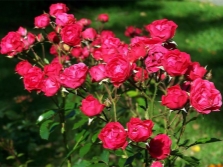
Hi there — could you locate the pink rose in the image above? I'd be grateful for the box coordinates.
[185,62,207,81]
[23,32,35,50]
[80,95,105,117]
[34,14,50,29]
[100,30,115,38]
[82,28,97,41]
[127,118,154,142]
[47,31,60,43]
[0,32,24,57]
[98,122,128,150]
[15,60,32,76]
[60,63,88,89]
[162,49,191,76]
[105,55,131,87]
[41,77,60,97]
[161,85,188,110]
[60,24,82,46]
[150,161,163,167]
[97,13,109,22]
[190,78,222,114]
[70,47,82,58]
[17,27,27,36]
[89,64,107,82]
[49,3,69,17]
[147,134,172,160]
[145,19,178,41]
[145,44,168,73]
[23,66,44,92]
[133,67,149,82]
[55,13,76,26]
[49,45,59,56]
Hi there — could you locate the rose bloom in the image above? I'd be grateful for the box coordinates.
[105,55,132,87]
[23,66,44,92]
[15,60,32,76]
[60,23,82,46]
[80,95,105,117]
[98,122,128,150]
[150,161,163,167]
[97,13,109,22]
[55,13,76,26]
[23,32,35,50]
[147,134,172,160]
[162,49,191,77]
[145,19,178,41]
[185,62,207,81]
[128,42,147,63]
[127,118,154,142]
[17,27,27,36]
[161,85,188,110]
[145,44,168,73]
[190,78,222,114]
[76,18,92,27]
[82,28,97,41]
[49,3,69,17]
[70,47,82,58]
[0,32,24,57]
[44,61,63,77]
[89,64,107,82]
[47,31,60,43]
[34,14,50,29]
[60,63,88,89]
[41,77,61,97]
[133,67,149,82]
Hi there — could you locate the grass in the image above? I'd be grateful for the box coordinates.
[0,0,223,166]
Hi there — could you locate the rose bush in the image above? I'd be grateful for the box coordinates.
[0,2,222,167]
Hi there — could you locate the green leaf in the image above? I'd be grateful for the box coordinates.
[179,139,190,147]
[180,155,200,166]
[88,163,108,167]
[39,120,53,140]
[99,150,109,165]
[73,118,87,129]
[91,131,100,143]
[37,110,55,123]
[79,143,92,157]
[6,155,15,160]
[17,153,24,157]
[124,155,135,166]
[49,122,59,133]
[126,90,138,97]
[72,160,91,167]
[187,137,221,148]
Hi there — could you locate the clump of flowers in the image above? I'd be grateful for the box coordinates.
[0,2,222,167]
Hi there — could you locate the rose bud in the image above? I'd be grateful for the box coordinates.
[97,13,109,23]
[17,27,27,36]
[151,161,163,167]
[82,28,97,41]
[34,14,50,29]
[36,33,44,42]
[49,3,69,17]
[15,60,32,76]
[80,94,105,117]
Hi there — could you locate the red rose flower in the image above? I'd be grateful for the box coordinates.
[60,63,88,89]
[23,66,44,92]
[98,122,128,150]
[145,19,178,41]
[161,85,188,110]
[60,23,82,46]
[105,55,131,87]
[89,64,107,82]
[127,118,154,142]
[97,13,109,23]
[0,32,24,57]
[34,14,50,29]
[47,31,60,43]
[190,78,222,114]
[125,26,142,37]
[162,49,191,76]
[15,60,32,76]
[80,95,105,117]
[49,3,69,17]
[133,67,149,82]
[185,62,207,81]
[44,62,62,77]
[147,134,172,160]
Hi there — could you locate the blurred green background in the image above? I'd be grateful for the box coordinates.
[0,0,223,166]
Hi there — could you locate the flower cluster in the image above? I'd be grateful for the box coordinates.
[0,2,222,166]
